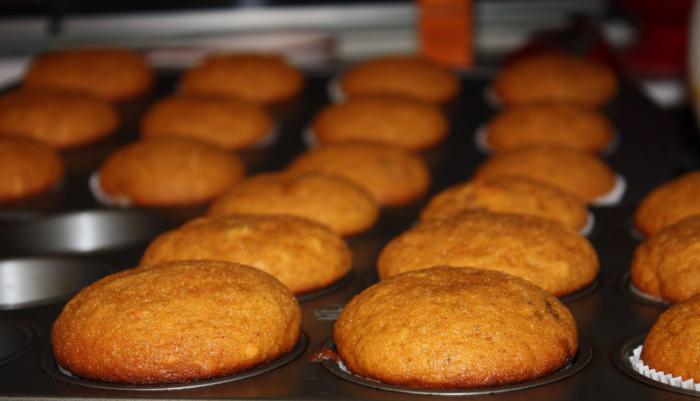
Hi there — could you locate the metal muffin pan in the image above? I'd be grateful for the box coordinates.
[0,320,39,366]
[0,71,687,400]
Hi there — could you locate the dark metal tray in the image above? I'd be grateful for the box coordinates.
[0,69,687,400]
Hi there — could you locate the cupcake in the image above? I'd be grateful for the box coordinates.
[24,47,153,102]
[641,294,700,382]
[0,89,118,149]
[378,210,598,296]
[140,94,274,150]
[339,56,459,103]
[493,53,617,107]
[51,260,301,384]
[0,136,64,202]
[631,216,700,303]
[473,144,617,202]
[180,53,304,104]
[311,95,448,150]
[635,172,700,237]
[207,172,379,236]
[484,102,614,153]
[334,266,578,388]
[98,137,244,206]
[140,214,352,294]
[420,175,588,231]
[287,142,430,206]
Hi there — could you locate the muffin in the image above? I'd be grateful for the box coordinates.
[0,89,118,149]
[420,175,589,230]
[0,136,64,202]
[635,172,700,237]
[473,144,616,202]
[98,137,244,206]
[287,142,430,206]
[180,53,304,104]
[339,56,459,103]
[334,266,578,388]
[140,215,352,294]
[642,294,700,382]
[311,95,448,150]
[485,102,614,153]
[52,260,301,384]
[24,47,153,102]
[378,210,598,296]
[631,216,700,303]
[207,172,379,236]
[493,53,617,107]
[140,94,274,150]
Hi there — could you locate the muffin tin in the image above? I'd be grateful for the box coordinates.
[0,68,687,400]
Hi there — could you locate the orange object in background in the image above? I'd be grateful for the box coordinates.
[418,0,473,68]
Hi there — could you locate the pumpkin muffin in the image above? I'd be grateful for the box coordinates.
[334,266,578,388]
[631,216,700,303]
[642,294,700,382]
[287,142,430,206]
[378,210,598,296]
[485,102,614,153]
[52,260,301,384]
[339,56,459,103]
[473,144,616,202]
[24,47,153,102]
[140,94,274,150]
[635,172,700,237]
[311,95,448,150]
[0,136,64,202]
[98,137,244,206]
[180,53,304,104]
[0,89,118,149]
[140,214,351,294]
[207,172,379,236]
[493,53,617,107]
[420,175,588,230]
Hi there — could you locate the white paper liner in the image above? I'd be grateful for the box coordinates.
[302,125,319,148]
[89,172,131,208]
[327,75,345,103]
[474,124,620,156]
[581,212,594,236]
[629,345,700,391]
[591,174,626,207]
[628,281,668,304]
[336,359,382,383]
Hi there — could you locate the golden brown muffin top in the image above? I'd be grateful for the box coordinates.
[98,137,244,206]
[287,141,430,206]
[140,214,352,294]
[420,175,588,230]
[180,53,304,104]
[0,136,64,203]
[52,260,301,384]
[494,53,617,107]
[0,89,119,149]
[473,144,616,202]
[334,266,578,388]
[642,294,700,381]
[378,210,598,296]
[340,56,459,103]
[635,172,700,237]
[140,94,273,150]
[207,172,379,236]
[312,95,449,150]
[631,216,700,303]
[24,47,153,102]
[485,102,614,153]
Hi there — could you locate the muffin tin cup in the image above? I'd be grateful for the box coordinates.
[483,84,501,109]
[319,338,592,396]
[297,272,354,303]
[0,257,113,310]
[610,334,700,397]
[42,332,308,391]
[0,209,170,255]
[0,320,39,366]
[327,75,345,103]
[617,272,670,308]
[89,172,130,208]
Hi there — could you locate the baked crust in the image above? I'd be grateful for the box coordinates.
[635,172,700,237]
[0,136,64,202]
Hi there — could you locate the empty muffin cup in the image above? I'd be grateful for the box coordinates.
[0,320,39,365]
[0,257,112,309]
